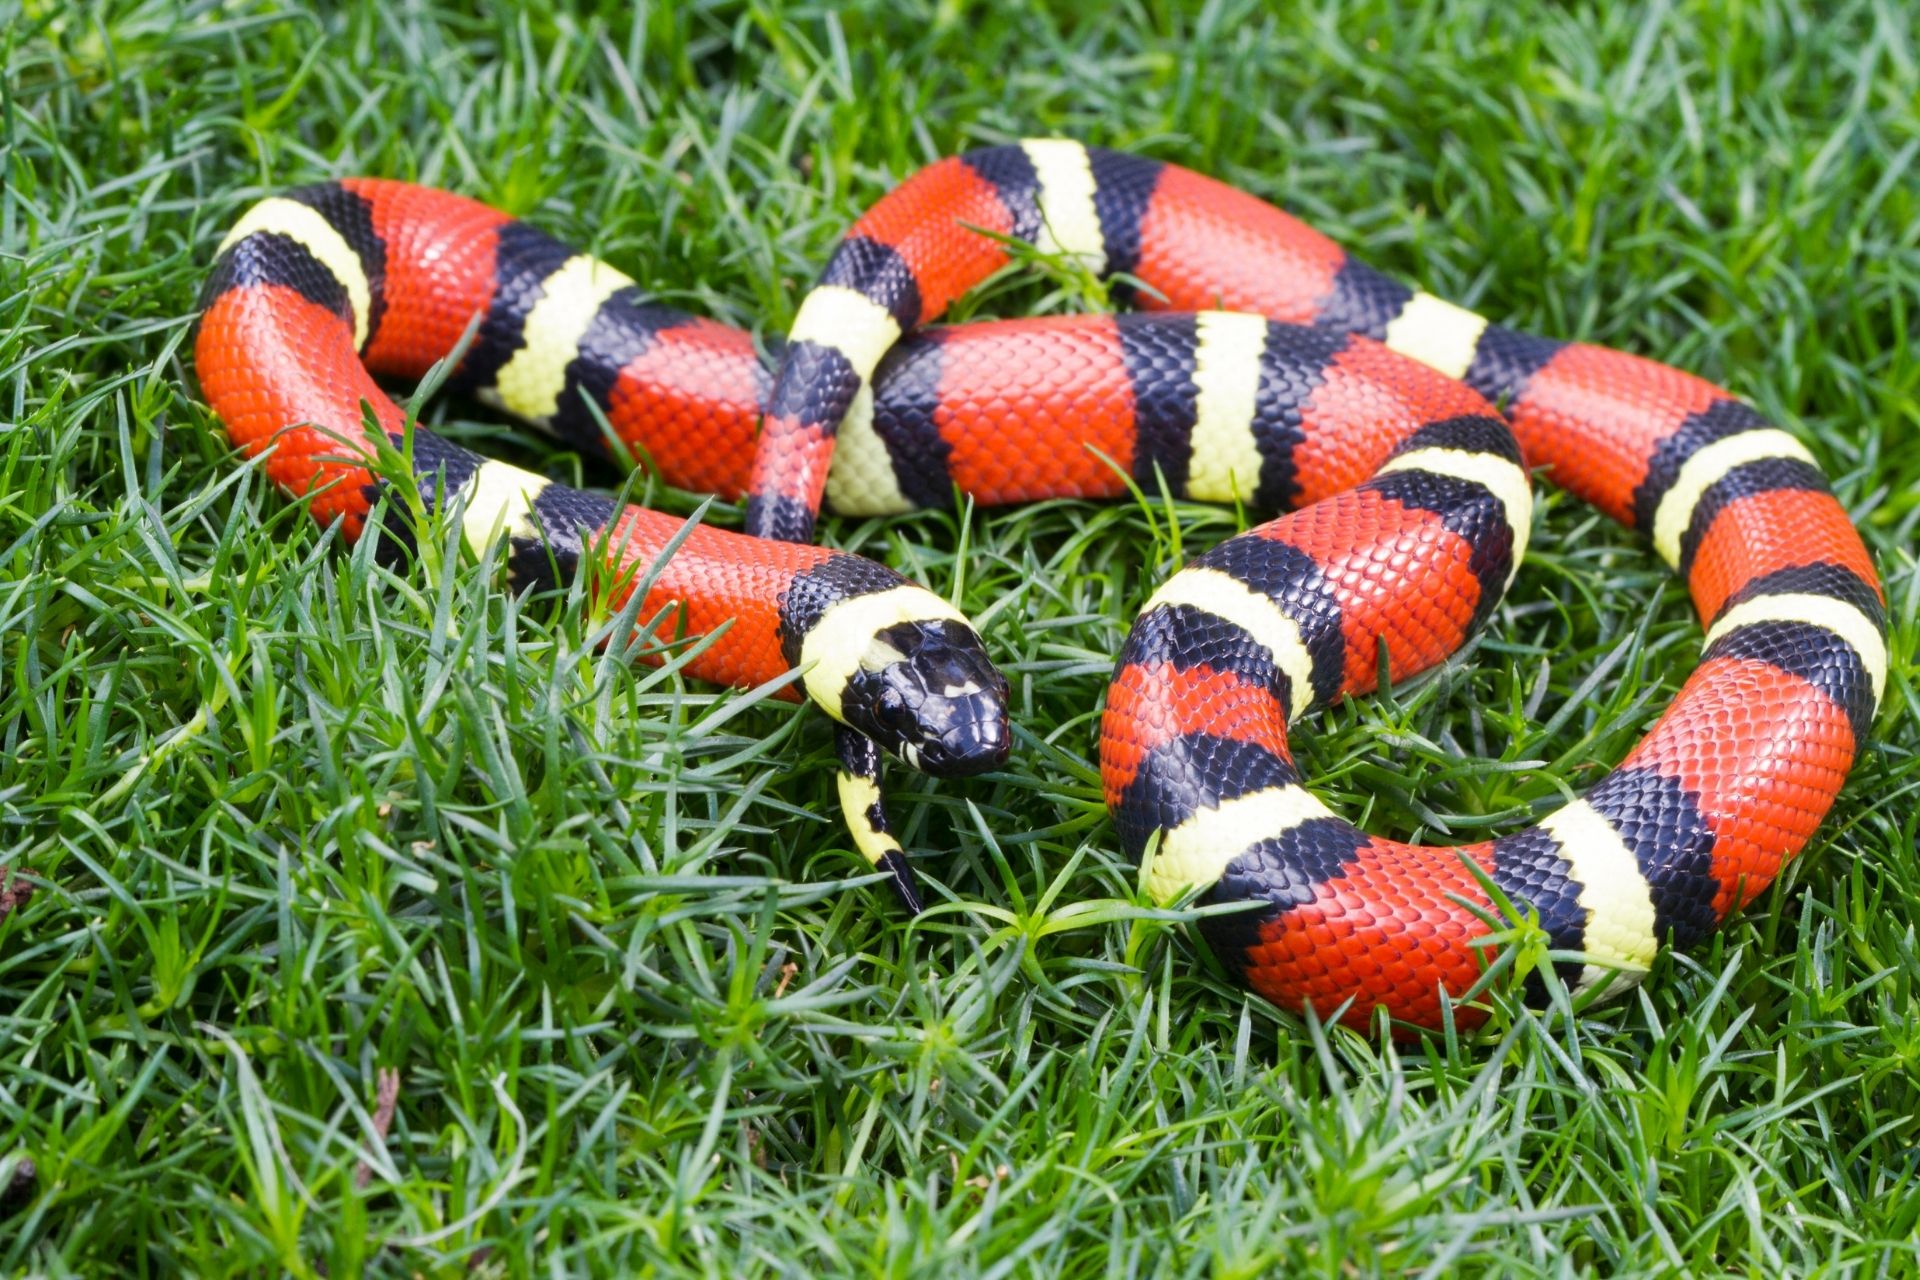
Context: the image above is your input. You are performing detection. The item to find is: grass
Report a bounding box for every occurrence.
[2,0,1918,1273]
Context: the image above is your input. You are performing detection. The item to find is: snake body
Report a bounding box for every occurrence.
[197,141,1885,1030]
[194,180,1013,914]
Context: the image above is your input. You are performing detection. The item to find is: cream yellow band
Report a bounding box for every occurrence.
[219,197,373,350]
[837,772,902,864]
[824,385,913,516]
[458,461,550,557]
[1650,428,1816,568]
[1377,446,1535,581]
[1144,785,1337,906]
[485,254,635,423]
[1021,139,1107,272]
[1185,312,1271,504]
[797,585,969,720]
[1147,567,1319,721]
[1381,292,1489,381]
[787,286,905,382]
[1537,799,1658,998]
[1704,591,1887,706]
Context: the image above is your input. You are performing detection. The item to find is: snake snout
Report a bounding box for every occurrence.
[915,666,1012,778]
[841,619,1010,778]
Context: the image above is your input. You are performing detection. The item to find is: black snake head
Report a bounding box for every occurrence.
[838,618,1011,778]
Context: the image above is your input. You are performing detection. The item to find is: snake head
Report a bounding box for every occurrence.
[790,572,1010,777]
[835,617,1012,776]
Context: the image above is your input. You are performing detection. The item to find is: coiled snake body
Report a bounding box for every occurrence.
[196,140,1885,1029]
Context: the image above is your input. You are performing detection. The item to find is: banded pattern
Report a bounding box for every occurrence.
[753,138,1884,1028]
[209,183,1505,531]
[194,180,1011,913]
[1106,410,1533,896]
[197,150,1884,1031]
[750,139,1169,541]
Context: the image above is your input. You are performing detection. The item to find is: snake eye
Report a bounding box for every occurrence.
[877,686,915,731]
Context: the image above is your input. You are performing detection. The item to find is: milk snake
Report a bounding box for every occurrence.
[195,139,1885,1030]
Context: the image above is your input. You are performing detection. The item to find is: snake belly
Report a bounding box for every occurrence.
[749,139,1888,1029]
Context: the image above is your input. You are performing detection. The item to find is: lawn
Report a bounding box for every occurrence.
[3,0,1918,1274]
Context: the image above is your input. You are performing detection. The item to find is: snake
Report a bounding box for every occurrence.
[195,140,1885,1030]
